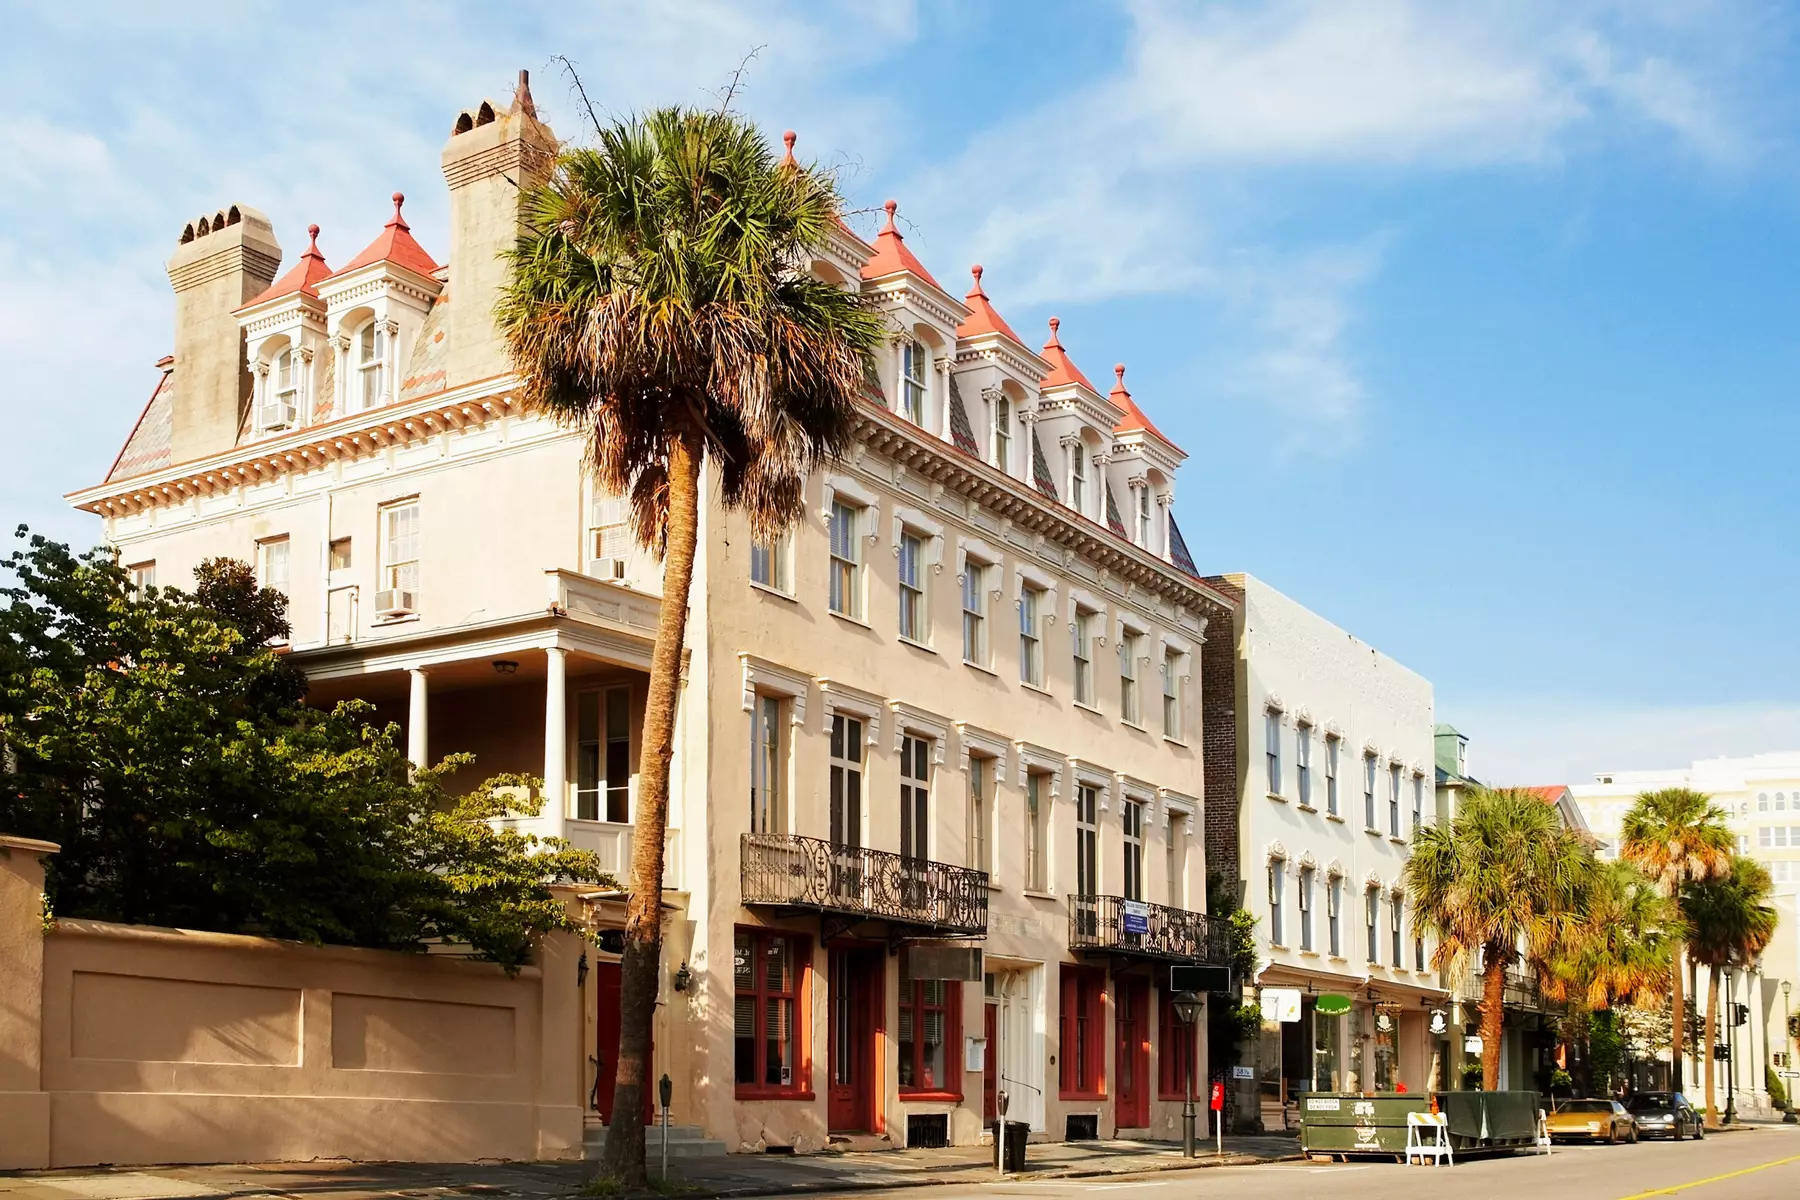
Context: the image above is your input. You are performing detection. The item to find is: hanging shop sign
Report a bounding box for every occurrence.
[1429,1009,1450,1035]
[1314,993,1353,1016]
[1260,987,1302,1023]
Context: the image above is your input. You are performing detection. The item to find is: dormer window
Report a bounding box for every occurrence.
[262,349,298,431]
[357,321,387,410]
[1069,443,1086,513]
[901,340,927,424]
[992,395,1011,471]
[1136,487,1151,545]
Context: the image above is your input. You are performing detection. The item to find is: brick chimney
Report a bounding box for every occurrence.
[439,70,557,389]
[165,205,280,462]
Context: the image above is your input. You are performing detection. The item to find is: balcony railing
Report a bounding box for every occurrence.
[741,833,988,938]
[1068,894,1228,962]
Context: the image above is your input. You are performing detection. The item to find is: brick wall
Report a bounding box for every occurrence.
[1200,575,1245,899]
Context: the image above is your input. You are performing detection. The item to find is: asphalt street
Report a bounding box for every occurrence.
[818,1126,1800,1200]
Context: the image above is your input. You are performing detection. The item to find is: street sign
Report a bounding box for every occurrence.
[1170,964,1232,993]
[1231,1065,1255,1079]
[1121,899,1149,935]
[1260,987,1302,1023]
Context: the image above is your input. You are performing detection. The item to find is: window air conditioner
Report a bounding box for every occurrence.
[586,556,626,581]
[261,400,296,431]
[374,588,416,616]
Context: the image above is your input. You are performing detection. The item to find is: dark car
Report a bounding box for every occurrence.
[1624,1091,1705,1140]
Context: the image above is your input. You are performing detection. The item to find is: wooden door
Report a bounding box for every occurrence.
[593,961,652,1125]
[828,948,880,1132]
[1114,976,1150,1129]
[983,1002,999,1122]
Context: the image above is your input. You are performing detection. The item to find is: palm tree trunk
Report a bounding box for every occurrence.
[1482,949,1506,1091]
[1671,937,1685,1094]
[1704,964,1721,1129]
[600,436,702,1186]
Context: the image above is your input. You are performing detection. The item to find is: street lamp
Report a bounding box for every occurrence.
[1785,980,1797,1125]
[1173,990,1203,1158]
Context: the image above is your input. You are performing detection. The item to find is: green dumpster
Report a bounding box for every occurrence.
[1300,1093,1430,1159]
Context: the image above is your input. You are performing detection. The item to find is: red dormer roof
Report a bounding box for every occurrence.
[1038,316,1097,392]
[239,224,331,309]
[860,200,944,291]
[336,193,440,279]
[1109,364,1174,444]
[956,264,1024,344]
[1520,785,1572,804]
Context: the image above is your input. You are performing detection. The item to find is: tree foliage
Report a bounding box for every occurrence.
[0,530,610,967]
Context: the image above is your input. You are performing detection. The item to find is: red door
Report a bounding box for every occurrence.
[593,962,652,1125]
[1114,976,1150,1129]
[983,1002,999,1122]
[828,948,882,1132]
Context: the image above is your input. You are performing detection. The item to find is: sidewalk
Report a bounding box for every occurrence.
[0,1136,1303,1200]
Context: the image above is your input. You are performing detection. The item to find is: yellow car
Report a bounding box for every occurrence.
[1547,1098,1638,1144]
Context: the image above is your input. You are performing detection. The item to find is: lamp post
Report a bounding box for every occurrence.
[1724,969,1736,1125]
[1173,990,1203,1158]
[1785,980,1797,1124]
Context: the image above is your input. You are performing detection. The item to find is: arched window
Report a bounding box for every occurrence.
[357,321,386,410]
[1759,792,1770,812]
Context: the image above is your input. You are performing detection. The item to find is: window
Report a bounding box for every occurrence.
[264,347,297,429]
[1296,725,1312,807]
[749,694,785,834]
[1136,486,1150,545]
[961,562,987,664]
[1388,763,1402,836]
[1267,858,1286,946]
[256,536,290,597]
[356,320,386,410]
[328,537,352,571]
[1325,736,1341,817]
[1415,925,1427,973]
[1162,649,1182,739]
[1025,772,1048,891]
[1075,784,1099,899]
[1166,815,1185,907]
[1365,888,1380,965]
[1736,834,1749,855]
[1019,585,1044,687]
[576,687,631,823]
[1068,442,1086,513]
[380,501,420,596]
[967,755,990,874]
[127,560,156,590]
[900,735,931,862]
[1760,827,1772,848]
[734,929,806,1094]
[1119,631,1141,724]
[992,394,1011,470]
[898,978,961,1095]
[1327,874,1343,957]
[751,534,788,591]
[1265,710,1282,794]
[1759,792,1770,812]
[1391,892,1404,966]
[828,501,861,618]
[1059,966,1106,1098]
[898,531,927,642]
[1411,772,1424,833]
[1122,798,1144,901]
[829,714,863,848]
[1158,988,1197,1099]
[901,339,928,423]
[588,493,630,570]
[1780,792,1789,811]
[1072,608,1095,706]
[1363,754,1378,830]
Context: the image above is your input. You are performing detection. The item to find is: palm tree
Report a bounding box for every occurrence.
[1407,787,1598,1091]
[1620,788,1733,1095]
[1683,857,1776,1128]
[1542,860,1676,1011]
[499,109,885,1184]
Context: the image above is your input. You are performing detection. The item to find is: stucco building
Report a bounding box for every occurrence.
[1200,574,1444,1129]
[67,75,1239,1153]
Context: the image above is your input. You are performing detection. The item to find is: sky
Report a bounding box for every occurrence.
[3,0,1798,785]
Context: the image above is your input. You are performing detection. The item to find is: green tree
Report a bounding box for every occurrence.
[0,531,609,966]
[498,107,885,1183]
[1405,787,1597,1090]
[1620,787,1734,1094]
[1683,856,1776,1127]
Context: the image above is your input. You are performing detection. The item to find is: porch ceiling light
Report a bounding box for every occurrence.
[492,659,519,674]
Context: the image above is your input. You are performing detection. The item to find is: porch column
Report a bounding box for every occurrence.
[543,646,568,839]
[407,668,429,773]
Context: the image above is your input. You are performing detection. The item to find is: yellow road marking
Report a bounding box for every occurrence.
[1615,1152,1800,1199]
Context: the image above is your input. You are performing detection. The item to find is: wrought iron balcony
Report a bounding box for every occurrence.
[1068,894,1228,962]
[740,833,989,938]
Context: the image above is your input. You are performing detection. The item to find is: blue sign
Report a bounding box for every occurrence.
[1121,900,1149,935]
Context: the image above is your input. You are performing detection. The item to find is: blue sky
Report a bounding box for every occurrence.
[3,0,1798,782]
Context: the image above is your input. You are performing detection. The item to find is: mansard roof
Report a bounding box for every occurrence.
[335,193,440,279]
[106,362,174,482]
[239,224,332,310]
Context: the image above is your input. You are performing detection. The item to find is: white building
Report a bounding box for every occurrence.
[1574,753,1800,1119]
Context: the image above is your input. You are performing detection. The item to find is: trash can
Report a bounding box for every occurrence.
[993,1120,1028,1171]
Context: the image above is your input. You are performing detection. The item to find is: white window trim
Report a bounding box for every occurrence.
[890,700,952,764]
[816,677,883,746]
[1159,786,1198,830]
[957,721,1011,766]
[1069,758,1114,812]
[1013,561,1057,607]
[821,473,882,547]
[1015,741,1064,798]
[739,653,808,726]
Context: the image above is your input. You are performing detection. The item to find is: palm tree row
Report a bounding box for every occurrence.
[1409,785,1776,1111]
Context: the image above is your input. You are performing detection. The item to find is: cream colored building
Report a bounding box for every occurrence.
[1574,754,1800,1119]
[1205,575,1444,1127]
[68,76,1238,1154]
